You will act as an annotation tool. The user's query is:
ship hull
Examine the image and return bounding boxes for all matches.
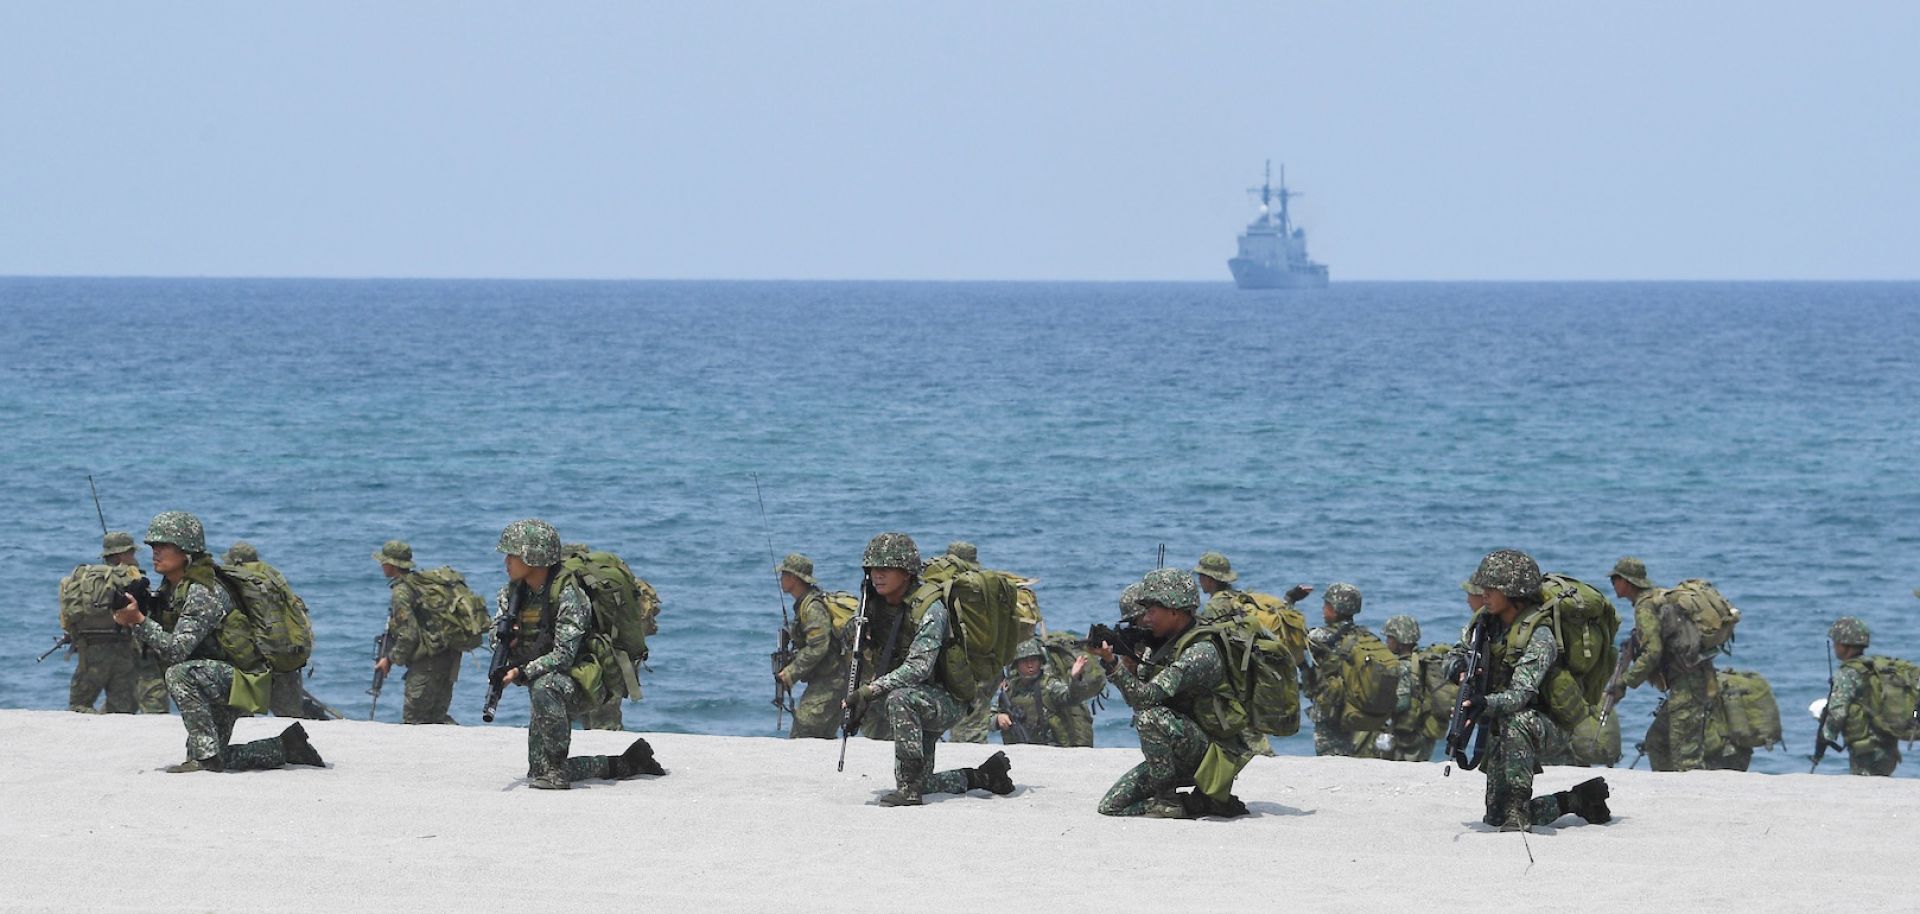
[1228,257,1329,290]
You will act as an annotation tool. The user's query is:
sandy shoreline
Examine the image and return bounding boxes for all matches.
[0,709,1912,912]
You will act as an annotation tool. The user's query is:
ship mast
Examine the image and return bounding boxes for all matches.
[1248,159,1303,234]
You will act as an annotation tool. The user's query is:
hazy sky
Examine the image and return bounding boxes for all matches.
[3,2,1914,281]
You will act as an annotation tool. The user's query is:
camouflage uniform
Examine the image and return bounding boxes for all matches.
[1193,552,1240,625]
[1823,617,1901,777]
[378,542,461,725]
[994,639,1105,747]
[221,549,327,721]
[129,514,312,770]
[1469,550,1606,831]
[865,600,973,796]
[1305,588,1374,757]
[782,586,845,738]
[1369,615,1433,761]
[1615,558,1712,772]
[1098,635,1225,816]
[495,520,646,787]
[62,534,145,713]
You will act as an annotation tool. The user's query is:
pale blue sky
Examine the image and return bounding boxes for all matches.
[2,2,1914,280]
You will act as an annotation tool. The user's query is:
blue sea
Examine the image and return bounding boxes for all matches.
[3,277,1916,777]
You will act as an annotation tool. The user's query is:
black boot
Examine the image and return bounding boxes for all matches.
[963,750,1015,796]
[280,723,325,767]
[1568,776,1611,824]
[607,737,665,779]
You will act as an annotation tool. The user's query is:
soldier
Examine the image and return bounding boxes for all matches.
[990,638,1104,747]
[842,532,1014,806]
[220,541,331,720]
[1303,583,1376,756]
[60,532,146,713]
[1458,550,1611,831]
[1192,551,1311,624]
[775,553,844,739]
[1820,617,1902,777]
[492,520,662,789]
[1368,614,1434,762]
[1090,568,1245,818]
[371,540,461,725]
[1605,556,1712,772]
[112,512,324,772]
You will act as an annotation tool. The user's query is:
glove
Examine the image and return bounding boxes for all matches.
[1284,584,1313,604]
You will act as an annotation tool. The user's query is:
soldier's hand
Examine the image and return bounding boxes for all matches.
[994,713,1013,731]
[1285,584,1314,604]
[776,670,791,688]
[374,657,392,676]
[111,594,145,627]
[503,667,523,686]
[1070,655,1089,678]
[1088,641,1115,663]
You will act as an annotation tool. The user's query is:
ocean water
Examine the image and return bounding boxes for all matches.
[2,277,1916,777]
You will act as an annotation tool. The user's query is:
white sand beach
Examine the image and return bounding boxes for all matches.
[1,709,1912,913]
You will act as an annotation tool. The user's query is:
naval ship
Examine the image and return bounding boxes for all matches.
[1227,161,1329,290]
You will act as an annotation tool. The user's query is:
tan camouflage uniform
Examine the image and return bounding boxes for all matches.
[1824,659,1902,777]
[1621,586,1714,772]
[384,571,461,725]
[781,586,845,739]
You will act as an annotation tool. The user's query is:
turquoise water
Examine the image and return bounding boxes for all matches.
[3,277,1916,776]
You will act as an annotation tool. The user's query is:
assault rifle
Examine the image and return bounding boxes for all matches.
[836,575,872,772]
[368,630,395,720]
[1443,612,1494,772]
[1598,631,1640,726]
[1083,622,1154,662]
[481,587,522,723]
[993,678,1030,743]
[37,634,72,662]
[1811,640,1839,772]
[753,474,795,731]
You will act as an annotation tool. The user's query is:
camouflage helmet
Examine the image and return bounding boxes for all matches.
[372,539,414,570]
[946,541,978,564]
[100,530,137,559]
[144,511,207,555]
[1470,549,1542,599]
[1829,616,1871,647]
[1609,556,1652,589]
[776,552,817,586]
[1137,568,1201,613]
[1324,582,1363,617]
[496,519,561,566]
[223,541,260,565]
[1193,551,1237,584]
[1118,581,1147,622]
[1013,638,1046,663]
[862,532,921,574]
[1383,614,1421,645]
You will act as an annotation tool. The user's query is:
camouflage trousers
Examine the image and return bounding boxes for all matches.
[527,673,616,784]
[166,660,288,770]
[269,671,330,720]
[1847,737,1901,777]
[1482,708,1572,829]
[68,638,138,714]
[1376,728,1436,762]
[1099,707,1209,816]
[882,685,970,795]
[135,650,170,713]
[788,678,842,740]
[401,649,461,725]
[1313,719,1364,757]
[1644,667,1711,772]
[947,699,992,744]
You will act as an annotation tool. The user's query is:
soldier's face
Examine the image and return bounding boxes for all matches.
[1322,602,1338,624]
[1141,603,1188,638]
[1610,576,1632,598]
[504,554,531,582]
[1483,590,1516,619]
[1016,657,1043,678]
[869,567,909,601]
[150,544,186,576]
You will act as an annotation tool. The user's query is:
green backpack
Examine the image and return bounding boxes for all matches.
[1177,620,1300,742]
[1538,572,1620,704]
[1415,643,1459,742]
[909,555,1038,705]
[59,564,143,635]
[821,590,861,639]
[1667,579,1740,655]
[1712,668,1784,751]
[553,548,658,702]
[1338,630,1401,732]
[1037,630,1104,747]
[212,564,314,674]
[1863,657,1920,741]
[412,566,491,653]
